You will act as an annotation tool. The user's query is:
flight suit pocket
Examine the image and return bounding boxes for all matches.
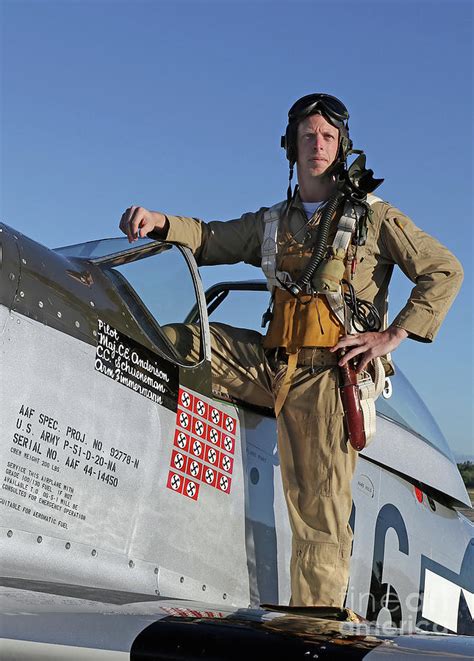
[307,411,339,498]
[391,217,420,254]
[297,368,342,498]
[294,539,338,569]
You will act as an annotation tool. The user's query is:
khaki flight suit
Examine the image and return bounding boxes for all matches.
[160,192,463,607]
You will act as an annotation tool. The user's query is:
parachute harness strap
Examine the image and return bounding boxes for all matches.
[324,199,364,329]
[261,200,292,293]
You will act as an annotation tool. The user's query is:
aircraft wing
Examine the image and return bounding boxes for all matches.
[2,581,474,660]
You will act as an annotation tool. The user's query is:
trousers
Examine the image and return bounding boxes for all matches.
[163,322,358,608]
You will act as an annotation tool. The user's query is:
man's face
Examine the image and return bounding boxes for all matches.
[296,113,339,177]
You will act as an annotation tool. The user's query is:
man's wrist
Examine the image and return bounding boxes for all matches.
[153,212,169,236]
[387,325,409,341]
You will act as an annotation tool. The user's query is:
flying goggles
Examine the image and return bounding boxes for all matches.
[287,93,349,127]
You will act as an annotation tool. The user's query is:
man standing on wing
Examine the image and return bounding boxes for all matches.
[119,94,463,609]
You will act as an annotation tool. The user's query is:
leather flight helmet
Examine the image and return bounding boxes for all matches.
[281,93,352,167]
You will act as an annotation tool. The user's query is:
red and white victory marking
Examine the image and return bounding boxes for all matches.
[167,388,238,501]
[180,390,193,409]
[179,411,190,429]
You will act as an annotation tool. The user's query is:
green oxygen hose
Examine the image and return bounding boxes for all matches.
[286,190,343,297]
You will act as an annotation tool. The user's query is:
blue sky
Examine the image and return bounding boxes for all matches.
[1,0,472,457]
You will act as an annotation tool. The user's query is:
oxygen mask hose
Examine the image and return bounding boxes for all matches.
[287,190,343,297]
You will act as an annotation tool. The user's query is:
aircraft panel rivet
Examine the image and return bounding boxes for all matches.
[154,567,159,574]
[9,273,15,281]
[155,590,160,595]
[37,536,42,543]
[202,585,206,591]
[19,291,24,298]
[38,301,43,308]
[90,301,95,307]
[223,593,227,600]
[57,312,62,318]
[180,576,184,583]
[65,542,71,549]
[22,259,26,264]
[93,330,97,337]
[7,530,13,538]
[129,560,135,568]
[91,549,97,556]
[75,321,80,328]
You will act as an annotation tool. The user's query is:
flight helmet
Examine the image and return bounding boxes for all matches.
[281,93,352,168]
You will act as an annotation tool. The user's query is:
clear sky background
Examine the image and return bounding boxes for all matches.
[1,0,472,458]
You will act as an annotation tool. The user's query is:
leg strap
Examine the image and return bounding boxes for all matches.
[274,352,298,417]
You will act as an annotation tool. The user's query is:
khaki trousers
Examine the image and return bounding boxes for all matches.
[163,322,358,608]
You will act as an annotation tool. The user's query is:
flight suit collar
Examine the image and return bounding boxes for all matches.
[288,187,332,215]
[288,188,306,215]
[286,188,338,241]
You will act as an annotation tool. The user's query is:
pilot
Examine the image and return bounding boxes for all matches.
[119,93,463,611]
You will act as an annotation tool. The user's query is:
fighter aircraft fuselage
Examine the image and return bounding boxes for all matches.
[0,223,472,658]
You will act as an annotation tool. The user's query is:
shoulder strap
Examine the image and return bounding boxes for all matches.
[324,200,366,327]
[333,199,363,251]
[261,201,290,292]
